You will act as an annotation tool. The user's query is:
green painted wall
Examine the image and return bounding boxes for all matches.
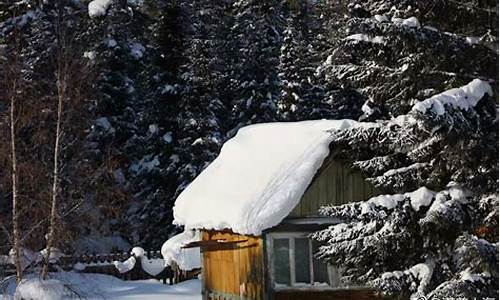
[288,157,380,218]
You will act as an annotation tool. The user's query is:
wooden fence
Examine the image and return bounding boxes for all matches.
[0,250,200,285]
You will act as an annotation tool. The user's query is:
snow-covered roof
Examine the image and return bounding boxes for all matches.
[173,120,371,235]
[161,230,201,271]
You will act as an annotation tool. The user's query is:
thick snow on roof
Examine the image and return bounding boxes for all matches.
[173,120,370,235]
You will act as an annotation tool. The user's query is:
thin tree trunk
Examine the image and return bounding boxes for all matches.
[9,27,23,283]
[41,77,65,279]
[42,0,67,279]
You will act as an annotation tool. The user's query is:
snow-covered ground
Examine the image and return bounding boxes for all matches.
[1,272,201,300]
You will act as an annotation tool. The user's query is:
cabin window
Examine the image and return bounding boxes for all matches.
[273,238,291,285]
[267,232,342,289]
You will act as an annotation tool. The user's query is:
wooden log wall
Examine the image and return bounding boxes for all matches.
[202,230,264,300]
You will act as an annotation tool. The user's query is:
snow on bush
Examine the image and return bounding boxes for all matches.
[14,279,67,300]
[391,16,421,28]
[94,117,114,132]
[131,246,145,257]
[130,154,160,174]
[426,234,498,299]
[40,247,63,264]
[344,33,385,44]
[401,17,421,28]
[129,42,146,59]
[372,14,388,23]
[373,260,435,298]
[313,186,497,298]
[113,247,166,275]
[130,247,166,276]
[88,0,113,18]
[113,256,136,273]
[8,248,41,270]
[358,187,436,215]
[83,50,97,60]
[140,258,165,276]
[161,230,201,271]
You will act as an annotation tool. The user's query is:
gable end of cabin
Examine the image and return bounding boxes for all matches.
[199,156,381,300]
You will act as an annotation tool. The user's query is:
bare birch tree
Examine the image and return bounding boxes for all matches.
[7,18,23,284]
[42,0,68,279]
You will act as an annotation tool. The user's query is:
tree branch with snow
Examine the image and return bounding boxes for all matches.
[312,80,498,299]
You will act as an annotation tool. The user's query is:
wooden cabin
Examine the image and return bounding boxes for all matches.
[173,121,382,300]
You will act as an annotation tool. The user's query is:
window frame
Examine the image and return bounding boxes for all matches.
[266,231,333,290]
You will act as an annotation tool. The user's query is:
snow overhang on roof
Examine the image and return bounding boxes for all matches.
[173,119,371,236]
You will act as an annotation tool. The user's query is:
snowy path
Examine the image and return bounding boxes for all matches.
[1,272,201,300]
[81,276,201,300]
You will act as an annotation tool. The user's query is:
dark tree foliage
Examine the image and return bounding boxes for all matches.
[312,84,498,298]
[315,0,498,119]
[0,2,498,280]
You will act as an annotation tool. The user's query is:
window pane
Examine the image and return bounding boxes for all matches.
[273,238,290,285]
[313,260,330,285]
[312,241,330,285]
[294,238,311,284]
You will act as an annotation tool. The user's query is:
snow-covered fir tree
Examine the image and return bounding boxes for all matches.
[82,0,172,245]
[315,0,498,120]
[277,2,325,121]
[228,0,282,131]
[312,79,498,299]
[277,17,304,121]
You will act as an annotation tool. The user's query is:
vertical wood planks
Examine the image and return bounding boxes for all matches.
[290,159,380,217]
[202,230,264,300]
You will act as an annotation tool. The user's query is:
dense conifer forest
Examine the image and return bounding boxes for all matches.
[0,0,498,298]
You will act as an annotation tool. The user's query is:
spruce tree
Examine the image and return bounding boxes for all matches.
[315,0,498,120]
[277,17,304,121]
[312,80,498,298]
[277,3,325,121]
[228,0,282,131]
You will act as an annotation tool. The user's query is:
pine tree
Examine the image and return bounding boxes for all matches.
[277,9,325,121]
[315,0,498,121]
[228,0,283,131]
[173,0,227,191]
[118,0,187,247]
[312,80,498,298]
[82,0,177,246]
